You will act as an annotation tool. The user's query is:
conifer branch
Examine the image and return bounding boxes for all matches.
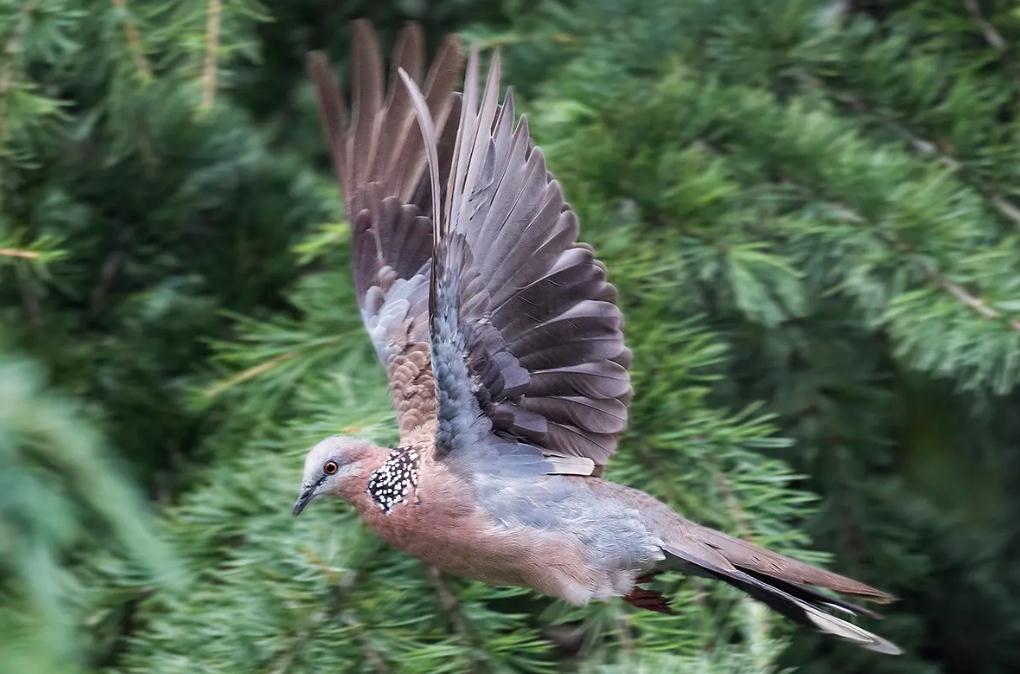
[200,0,223,111]
[715,472,774,665]
[0,247,40,260]
[891,125,1020,232]
[203,335,344,398]
[960,0,1020,97]
[110,0,153,83]
[205,350,300,397]
[715,472,752,537]
[990,196,1020,227]
[827,85,1020,231]
[301,550,392,672]
[961,0,1007,52]
[426,566,480,672]
[930,271,1020,333]
[342,614,393,674]
[89,249,126,317]
[826,198,1020,334]
[615,611,636,654]
[19,281,41,325]
[0,0,37,211]
[0,2,34,119]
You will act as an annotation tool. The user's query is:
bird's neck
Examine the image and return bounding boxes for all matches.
[335,444,391,506]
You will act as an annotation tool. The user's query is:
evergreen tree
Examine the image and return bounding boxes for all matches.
[1,1,1018,673]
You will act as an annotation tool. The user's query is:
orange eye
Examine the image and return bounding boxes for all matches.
[323,461,338,475]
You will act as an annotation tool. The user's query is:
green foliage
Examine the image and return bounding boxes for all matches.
[0,349,175,673]
[2,0,1019,673]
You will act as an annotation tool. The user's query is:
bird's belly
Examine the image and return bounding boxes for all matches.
[360,496,632,603]
[365,501,535,586]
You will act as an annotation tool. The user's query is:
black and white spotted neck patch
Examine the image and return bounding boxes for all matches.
[368,446,420,514]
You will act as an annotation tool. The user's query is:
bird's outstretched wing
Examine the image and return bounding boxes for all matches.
[309,22,463,440]
[400,49,632,474]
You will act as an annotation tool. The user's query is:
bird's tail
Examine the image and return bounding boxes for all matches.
[659,520,902,655]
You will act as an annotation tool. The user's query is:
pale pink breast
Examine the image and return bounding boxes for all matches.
[352,462,602,601]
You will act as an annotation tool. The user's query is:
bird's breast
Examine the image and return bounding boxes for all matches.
[359,469,514,579]
[352,467,624,603]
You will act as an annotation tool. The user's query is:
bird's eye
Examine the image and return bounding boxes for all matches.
[323,460,338,475]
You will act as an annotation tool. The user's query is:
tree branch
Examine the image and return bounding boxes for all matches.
[300,549,392,673]
[715,472,752,538]
[110,0,153,82]
[0,0,39,211]
[715,472,774,666]
[342,614,394,674]
[426,566,480,672]
[961,0,1007,51]
[200,0,223,111]
[960,0,1020,98]
[0,247,41,260]
[821,81,1020,232]
[930,269,1020,333]
[201,335,345,399]
[823,198,1020,334]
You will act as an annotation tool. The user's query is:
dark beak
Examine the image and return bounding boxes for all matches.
[292,487,316,517]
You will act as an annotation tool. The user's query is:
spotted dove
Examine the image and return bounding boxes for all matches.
[294,21,901,655]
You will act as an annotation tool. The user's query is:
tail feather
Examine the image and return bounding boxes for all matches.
[661,536,902,655]
[701,565,901,655]
[689,524,895,603]
[741,568,882,620]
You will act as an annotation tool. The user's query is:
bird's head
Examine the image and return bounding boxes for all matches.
[292,435,382,516]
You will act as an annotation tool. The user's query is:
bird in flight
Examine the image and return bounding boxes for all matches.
[296,20,900,655]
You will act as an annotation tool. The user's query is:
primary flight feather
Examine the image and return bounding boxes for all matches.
[296,20,901,655]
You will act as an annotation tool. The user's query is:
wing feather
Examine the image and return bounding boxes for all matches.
[399,48,631,472]
[310,23,463,441]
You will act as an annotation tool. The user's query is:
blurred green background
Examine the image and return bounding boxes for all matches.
[2,0,1020,672]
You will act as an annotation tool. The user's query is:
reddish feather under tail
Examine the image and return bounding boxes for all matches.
[623,586,675,615]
